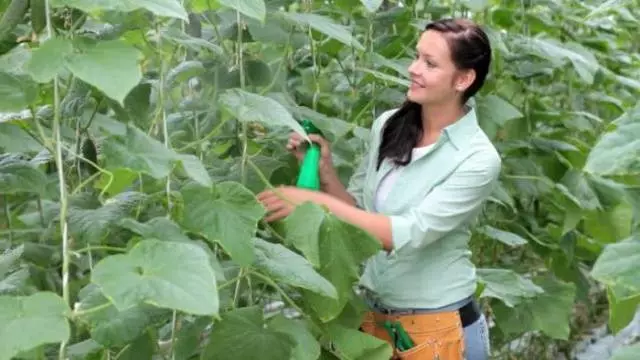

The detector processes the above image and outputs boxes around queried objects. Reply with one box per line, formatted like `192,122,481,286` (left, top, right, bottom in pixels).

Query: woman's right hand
287,132,336,182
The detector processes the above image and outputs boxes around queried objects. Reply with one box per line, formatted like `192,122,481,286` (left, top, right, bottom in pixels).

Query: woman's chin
407,88,425,103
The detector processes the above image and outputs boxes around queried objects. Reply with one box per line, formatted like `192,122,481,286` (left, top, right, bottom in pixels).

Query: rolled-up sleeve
390,148,502,251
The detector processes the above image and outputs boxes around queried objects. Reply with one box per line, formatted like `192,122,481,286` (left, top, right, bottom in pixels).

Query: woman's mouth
410,80,424,89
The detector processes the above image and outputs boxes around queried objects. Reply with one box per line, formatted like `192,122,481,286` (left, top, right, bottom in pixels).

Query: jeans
463,313,491,360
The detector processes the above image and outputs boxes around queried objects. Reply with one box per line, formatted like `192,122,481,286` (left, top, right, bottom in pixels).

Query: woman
257,18,499,360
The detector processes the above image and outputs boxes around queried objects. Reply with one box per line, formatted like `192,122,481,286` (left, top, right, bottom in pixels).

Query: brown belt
368,298,482,328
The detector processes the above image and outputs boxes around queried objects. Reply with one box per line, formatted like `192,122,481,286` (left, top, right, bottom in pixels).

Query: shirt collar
441,98,480,150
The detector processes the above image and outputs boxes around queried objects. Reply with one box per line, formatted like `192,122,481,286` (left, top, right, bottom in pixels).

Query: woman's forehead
416,30,451,58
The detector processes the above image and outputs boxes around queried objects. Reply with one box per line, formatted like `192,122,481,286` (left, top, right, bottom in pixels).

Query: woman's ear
455,69,476,92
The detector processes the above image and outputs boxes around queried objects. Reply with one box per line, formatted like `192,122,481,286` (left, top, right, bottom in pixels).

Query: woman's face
407,30,472,106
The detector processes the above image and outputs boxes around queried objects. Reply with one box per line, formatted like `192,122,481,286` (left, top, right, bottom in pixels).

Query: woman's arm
258,148,501,253
257,187,393,250
305,190,393,249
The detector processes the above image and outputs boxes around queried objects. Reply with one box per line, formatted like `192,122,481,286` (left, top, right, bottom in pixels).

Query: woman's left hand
256,186,315,222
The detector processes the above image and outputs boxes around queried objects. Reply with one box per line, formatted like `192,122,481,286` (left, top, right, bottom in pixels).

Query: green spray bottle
295,119,322,190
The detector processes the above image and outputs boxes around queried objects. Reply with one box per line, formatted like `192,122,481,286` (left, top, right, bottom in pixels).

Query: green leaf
0,156,48,195
476,94,523,138
477,268,544,307
493,275,576,340
101,124,212,186
528,38,599,84
477,225,528,247
360,0,383,13
76,284,168,347
281,12,365,51
217,0,266,22
268,315,321,360
51,0,188,20
281,202,382,322
202,306,296,360
67,191,147,245
323,323,393,360
606,284,640,334
165,60,205,87
584,103,640,176
65,39,143,105
0,72,38,112
0,292,71,360
25,38,73,82
92,239,219,316
179,181,266,266
219,88,309,140
253,238,338,299
118,216,226,282
591,241,640,292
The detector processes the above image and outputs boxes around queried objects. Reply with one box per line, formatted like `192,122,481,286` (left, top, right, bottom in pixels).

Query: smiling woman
257,17,498,360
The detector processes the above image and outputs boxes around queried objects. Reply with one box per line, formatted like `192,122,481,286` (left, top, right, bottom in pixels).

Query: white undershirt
374,144,434,211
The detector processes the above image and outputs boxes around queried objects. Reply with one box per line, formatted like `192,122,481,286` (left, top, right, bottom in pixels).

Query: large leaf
219,88,309,140
477,268,544,307
606,284,640,334
25,38,73,83
281,202,382,322
268,315,321,360
280,12,365,51
584,103,640,176
323,323,393,360
0,156,48,195
591,241,640,292
492,275,576,340
0,72,38,112
477,226,528,247
202,306,296,360
26,37,144,105
0,292,70,360
217,0,266,22
51,0,188,20
65,39,143,105
253,238,337,299
101,124,211,186
76,284,168,347
92,239,219,316
68,191,148,244
476,94,523,138
527,38,600,84
179,181,265,266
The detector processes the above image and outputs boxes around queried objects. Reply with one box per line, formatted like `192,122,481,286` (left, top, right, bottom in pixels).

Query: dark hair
376,18,492,170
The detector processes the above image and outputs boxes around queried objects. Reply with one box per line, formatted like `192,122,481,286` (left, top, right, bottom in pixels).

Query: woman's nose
408,60,420,76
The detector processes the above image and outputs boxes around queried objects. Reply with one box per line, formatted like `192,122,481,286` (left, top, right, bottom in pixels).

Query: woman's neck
420,101,465,145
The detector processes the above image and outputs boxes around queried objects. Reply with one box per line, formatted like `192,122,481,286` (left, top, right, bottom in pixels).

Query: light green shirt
347,101,502,309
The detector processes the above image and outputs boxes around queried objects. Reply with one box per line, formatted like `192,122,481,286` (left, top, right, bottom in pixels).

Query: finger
308,134,332,158
290,132,304,142
265,206,292,222
287,139,302,150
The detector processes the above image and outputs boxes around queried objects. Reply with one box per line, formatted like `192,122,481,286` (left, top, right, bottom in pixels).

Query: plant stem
45,1,70,358
3,196,12,247
236,10,249,185
233,267,245,308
